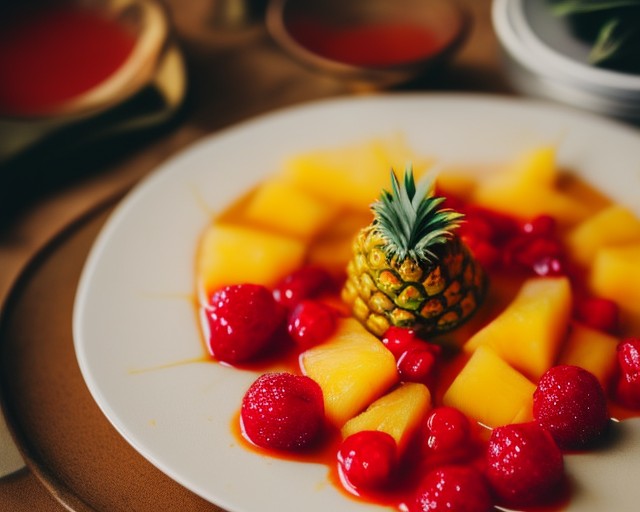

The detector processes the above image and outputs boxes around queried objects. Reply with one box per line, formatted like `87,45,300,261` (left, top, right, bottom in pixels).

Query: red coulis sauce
286,18,443,68
0,6,136,116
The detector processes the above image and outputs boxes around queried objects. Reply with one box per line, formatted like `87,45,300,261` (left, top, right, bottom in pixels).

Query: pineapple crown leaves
371,164,464,264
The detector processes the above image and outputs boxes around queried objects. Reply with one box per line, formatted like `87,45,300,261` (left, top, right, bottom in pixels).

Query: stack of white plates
493,0,640,124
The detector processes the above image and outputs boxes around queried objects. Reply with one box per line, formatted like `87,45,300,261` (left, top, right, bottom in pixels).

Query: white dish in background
493,0,640,123
73,94,640,512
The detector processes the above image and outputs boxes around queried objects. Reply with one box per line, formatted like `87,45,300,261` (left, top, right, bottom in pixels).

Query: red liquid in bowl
0,6,136,117
287,18,443,68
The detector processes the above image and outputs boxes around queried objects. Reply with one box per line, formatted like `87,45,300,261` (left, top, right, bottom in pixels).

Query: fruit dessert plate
73,94,640,512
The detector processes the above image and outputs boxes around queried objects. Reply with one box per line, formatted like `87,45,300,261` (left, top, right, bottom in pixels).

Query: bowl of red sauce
0,0,169,120
266,0,470,90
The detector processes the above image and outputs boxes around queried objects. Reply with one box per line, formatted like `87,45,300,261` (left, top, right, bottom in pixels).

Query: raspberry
272,266,334,309
287,300,337,348
575,296,620,334
533,365,609,449
411,465,493,512
424,407,471,457
486,422,564,507
337,431,397,491
381,326,417,359
241,372,324,451
205,284,284,363
615,337,640,409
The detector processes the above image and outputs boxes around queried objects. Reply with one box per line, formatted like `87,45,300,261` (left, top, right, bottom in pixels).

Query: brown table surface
0,1,513,510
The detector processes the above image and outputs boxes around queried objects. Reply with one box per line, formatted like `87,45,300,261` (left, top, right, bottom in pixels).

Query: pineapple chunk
242,180,339,240
590,243,640,314
197,223,305,296
472,146,590,226
299,318,398,427
306,210,372,276
464,277,572,380
558,322,619,389
443,346,536,428
566,205,640,268
341,383,431,454
435,167,478,201
281,136,431,210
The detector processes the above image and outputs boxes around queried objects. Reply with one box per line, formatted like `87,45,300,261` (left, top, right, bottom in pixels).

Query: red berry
411,465,493,512
522,215,556,237
533,365,609,449
287,300,336,348
397,341,441,385
272,266,334,308
381,326,418,359
486,422,564,507
241,372,324,450
337,431,397,491
532,255,566,276
575,296,620,334
615,338,640,409
424,407,471,455
461,236,500,269
205,284,284,363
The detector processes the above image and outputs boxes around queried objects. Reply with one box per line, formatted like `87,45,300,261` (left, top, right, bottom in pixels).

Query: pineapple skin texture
342,226,487,337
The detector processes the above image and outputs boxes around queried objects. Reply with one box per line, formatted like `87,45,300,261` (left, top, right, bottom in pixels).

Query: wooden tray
0,202,223,511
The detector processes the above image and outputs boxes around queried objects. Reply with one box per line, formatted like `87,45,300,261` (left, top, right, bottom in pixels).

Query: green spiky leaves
371,165,464,264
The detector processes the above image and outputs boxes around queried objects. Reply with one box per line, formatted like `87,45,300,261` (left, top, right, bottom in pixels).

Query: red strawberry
287,300,337,348
241,372,324,450
272,266,334,309
411,465,493,512
486,422,564,507
337,430,397,491
615,337,640,409
533,365,609,449
205,284,285,363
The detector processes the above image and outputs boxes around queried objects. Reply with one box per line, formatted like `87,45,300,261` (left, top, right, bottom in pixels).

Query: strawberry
241,372,324,450
411,465,493,512
615,337,640,409
533,365,610,449
204,284,285,363
287,300,337,348
486,422,564,507
337,430,397,491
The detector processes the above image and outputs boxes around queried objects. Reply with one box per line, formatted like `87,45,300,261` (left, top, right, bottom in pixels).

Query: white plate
73,94,640,512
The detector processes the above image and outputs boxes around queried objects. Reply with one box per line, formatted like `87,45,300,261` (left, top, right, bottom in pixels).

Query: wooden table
0,1,512,510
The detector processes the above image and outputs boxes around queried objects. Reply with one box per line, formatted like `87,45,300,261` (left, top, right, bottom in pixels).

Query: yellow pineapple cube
197,223,305,296
281,136,432,210
299,318,398,427
242,180,339,240
443,346,536,428
341,383,431,454
590,243,640,314
464,277,572,380
558,322,619,389
306,210,372,276
566,205,640,268
435,168,478,201
472,146,590,226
